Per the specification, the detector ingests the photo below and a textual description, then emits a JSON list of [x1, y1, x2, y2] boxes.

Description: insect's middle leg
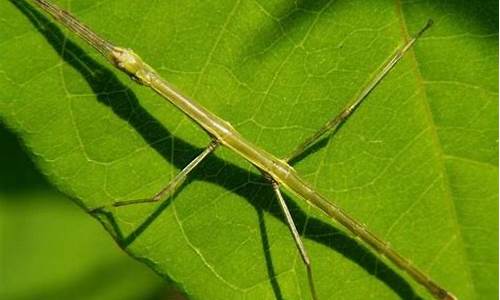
[[286, 20, 433, 163], [101, 139, 219, 209]]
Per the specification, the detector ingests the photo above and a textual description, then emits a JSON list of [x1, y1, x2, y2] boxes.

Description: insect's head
[[109, 47, 153, 85]]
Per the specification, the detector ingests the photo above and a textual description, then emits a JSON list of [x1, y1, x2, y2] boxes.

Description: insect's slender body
[[113, 47, 454, 300], [30, 1, 457, 299]]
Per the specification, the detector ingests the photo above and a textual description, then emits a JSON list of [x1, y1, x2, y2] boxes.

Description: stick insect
[[30, 0, 457, 299]]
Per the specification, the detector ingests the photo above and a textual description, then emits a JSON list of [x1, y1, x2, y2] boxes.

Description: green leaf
[[0, 192, 171, 300], [1, 1, 497, 299], [0, 124, 174, 300]]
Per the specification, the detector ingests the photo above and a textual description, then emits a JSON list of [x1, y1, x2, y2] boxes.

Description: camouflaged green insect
[[31, 1, 455, 299]]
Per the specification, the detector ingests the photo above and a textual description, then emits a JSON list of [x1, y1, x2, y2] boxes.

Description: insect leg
[[109, 140, 219, 208], [266, 176, 318, 300], [286, 20, 433, 163]]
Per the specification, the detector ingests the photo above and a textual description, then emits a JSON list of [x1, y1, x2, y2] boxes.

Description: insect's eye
[[130, 74, 140, 82]]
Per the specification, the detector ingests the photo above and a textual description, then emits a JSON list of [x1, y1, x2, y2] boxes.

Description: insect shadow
[[13, 1, 423, 299]]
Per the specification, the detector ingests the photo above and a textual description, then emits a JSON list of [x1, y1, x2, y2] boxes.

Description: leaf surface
[[0, 124, 171, 300], [1, 1, 497, 299]]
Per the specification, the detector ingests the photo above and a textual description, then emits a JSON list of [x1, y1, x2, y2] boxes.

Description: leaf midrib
[[395, 0, 478, 297]]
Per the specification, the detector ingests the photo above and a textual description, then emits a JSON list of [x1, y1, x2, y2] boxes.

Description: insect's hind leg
[[263, 173, 318, 300], [285, 20, 433, 163], [91, 140, 219, 211]]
